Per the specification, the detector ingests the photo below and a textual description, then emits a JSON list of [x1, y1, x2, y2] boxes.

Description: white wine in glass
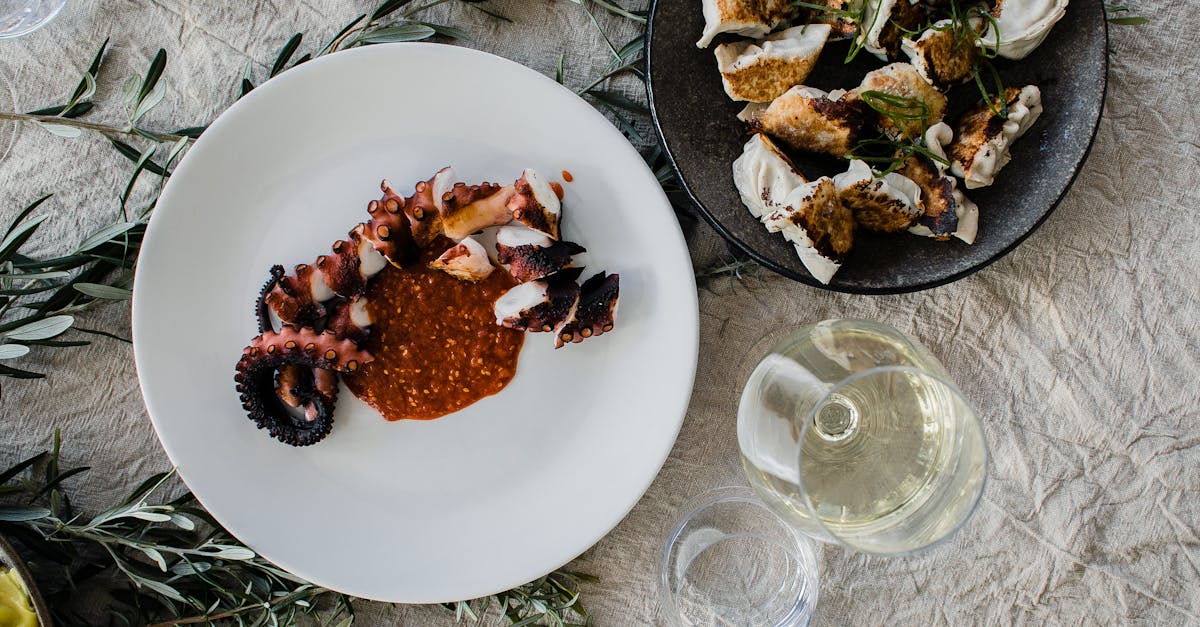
[[738, 319, 987, 555]]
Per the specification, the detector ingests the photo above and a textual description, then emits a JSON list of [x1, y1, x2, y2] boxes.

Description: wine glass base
[[660, 487, 819, 626], [0, 0, 67, 39]]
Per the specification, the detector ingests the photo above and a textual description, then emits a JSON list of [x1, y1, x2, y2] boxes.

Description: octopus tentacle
[[555, 272, 620, 348], [439, 182, 516, 240], [325, 297, 374, 344], [429, 236, 495, 282], [402, 168, 454, 246], [508, 169, 562, 240], [234, 327, 372, 446], [264, 227, 391, 326], [256, 265, 285, 333], [495, 267, 583, 332], [495, 225, 585, 282], [359, 185, 419, 266]]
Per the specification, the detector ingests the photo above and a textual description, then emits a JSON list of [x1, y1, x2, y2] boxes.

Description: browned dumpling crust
[[740, 87, 871, 158], [898, 154, 959, 239], [855, 63, 948, 140], [875, 0, 929, 60], [903, 22, 981, 89], [788, 178, 856, 261]]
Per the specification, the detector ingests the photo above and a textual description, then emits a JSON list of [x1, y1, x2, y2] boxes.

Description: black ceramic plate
[[647, 1, 1107, 293]]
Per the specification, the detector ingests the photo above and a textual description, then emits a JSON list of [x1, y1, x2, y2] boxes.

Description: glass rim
[[793, 364, 989, 557]]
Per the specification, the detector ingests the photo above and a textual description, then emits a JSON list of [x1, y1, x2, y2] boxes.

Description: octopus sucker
[[508, 169, 562, 240], [494, 225, 585, 283], [234, 327, 373, 446], [360, 184, 419, 266], [554, 272, 620, 349], [402, 168, 452, 246], [494, 267, 583, 332]]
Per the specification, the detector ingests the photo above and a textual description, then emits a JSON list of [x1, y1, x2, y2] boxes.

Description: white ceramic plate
[[133, 43, 698, 603]]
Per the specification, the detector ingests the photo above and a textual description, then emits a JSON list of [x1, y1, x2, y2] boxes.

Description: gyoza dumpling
[[738, 86, 870, 158], [855, 63, 947, 140], [733, 133, 808, 219], [857, 0, 928, 61], [798, 0, 860, 39], [902, 19, 981, 89], [761, 178, 855, 284], [980, 0, 1068, 60], [947, 85, 1043, 189], [697, 0, 798, 48], [715, 24, 832, 103], [900, 123, 979, 244], [832, 159, 922, 232]]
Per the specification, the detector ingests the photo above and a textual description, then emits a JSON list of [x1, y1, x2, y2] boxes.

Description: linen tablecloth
[[2, 0, 1197, 623]]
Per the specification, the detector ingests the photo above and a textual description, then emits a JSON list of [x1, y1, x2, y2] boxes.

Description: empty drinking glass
[[0, 0, 67, 39]]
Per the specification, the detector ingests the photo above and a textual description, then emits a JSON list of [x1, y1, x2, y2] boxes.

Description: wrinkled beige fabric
[[1, 0, 1197, 624]]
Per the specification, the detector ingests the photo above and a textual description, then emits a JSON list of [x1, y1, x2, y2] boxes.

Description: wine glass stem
[[812, 393, 859, 442]]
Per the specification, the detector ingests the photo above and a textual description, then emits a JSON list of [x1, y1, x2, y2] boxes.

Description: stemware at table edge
[[738, 319, 988, 555], [0, 0, 67, 39]]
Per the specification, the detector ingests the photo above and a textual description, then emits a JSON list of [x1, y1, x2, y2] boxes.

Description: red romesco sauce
[[561, 170, 574, 183], [344, 239, 524, 421]]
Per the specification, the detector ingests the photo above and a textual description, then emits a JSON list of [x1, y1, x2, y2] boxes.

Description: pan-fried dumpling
[[857, 0, 928, 61], [733, 133, 808, 219], [947, 85, 1043, 189], [855, 63, 947, 140], [738, 86, 870, 158], [901, 19, 981, 89], [761, 178, 855, 284], [980, 0, 1068, 60], [798, 0, 860, 39], [715, 24, 832, 103], [901, 123, 979, 244], [833, 159, 922, 232], [697, 0, 798, 48]]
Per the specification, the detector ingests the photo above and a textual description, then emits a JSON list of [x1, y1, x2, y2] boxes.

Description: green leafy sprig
[[1106, 4, 1148, 25], [1, 433, 592, 625]]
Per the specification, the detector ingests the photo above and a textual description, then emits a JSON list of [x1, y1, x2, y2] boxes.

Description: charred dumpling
[[762, 177, 854, 284], [739, 86, 870, 158], [715, 24, 831, 103], [901, 19, 981, 89], [798, 0, 860, 39], [900, 123, 979, 244], [947, 85, 1043, 189], [697, 0, 798, 48], [732, 133, 809, 219], [855, 63, 947, 140], [858, 0, 929, 61], [833, 159, 922, 233]]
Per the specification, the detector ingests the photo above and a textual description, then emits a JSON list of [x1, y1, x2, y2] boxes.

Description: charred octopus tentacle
[[237, 166, 620, 447], [233, 327, 372, 446]]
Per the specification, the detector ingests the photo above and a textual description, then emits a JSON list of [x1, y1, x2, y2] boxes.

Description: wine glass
[[659, 319, 986, 625], [0, 0, 67, 39], [737, 319, 987, 555]]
